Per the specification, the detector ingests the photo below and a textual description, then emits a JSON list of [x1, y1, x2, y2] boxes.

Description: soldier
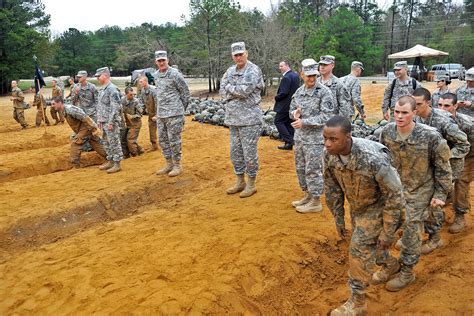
[[121, 86, 144, 157], [31, 87, 51, 127], [220, 42, 263, 197], [10, 80, 29, 129], [51, 96, 106, 168], [65, 77, 76, 101], [153, 50, 190, 177], [50, 78, 65, 125], [456, 67, 474, 117], [95, 67, 123, 174], [378, 96, 452, 291], [72, 70, 98, 119], [317, 55, 352, 118], [289, 58, 334, 213], [137, 75, 158, 151], [412, 87, 469, 254], [438, 93, 473, 233], [431, 73, 454, 108], [382, 61, 421, 121], [323, 116, 403, 316], [340, 61, 366, 119]]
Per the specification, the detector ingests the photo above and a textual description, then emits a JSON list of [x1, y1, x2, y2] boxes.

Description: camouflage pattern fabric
[[381, 78, 421, 119], [295, 143, 324, 197], [456, 84, 474, 117], [317, 74, 352, 118], [154, 67, 190, 118], [137, 85, 158, 145], [11, 87, 24, 109], [229, 125, 262, 178], [33, 94, 50, 126], [157, 115, 185, 162], [13, 108, 28, 128], [340, 74, 365, 116], [431, 87, 454, 108], [71, 82, 98, 119], [101, 122, 124, 162]]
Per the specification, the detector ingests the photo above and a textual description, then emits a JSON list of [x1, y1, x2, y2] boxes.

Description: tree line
[[0, 0, 472, 95]]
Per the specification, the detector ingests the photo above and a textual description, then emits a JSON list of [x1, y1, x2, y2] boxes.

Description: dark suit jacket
[[274, 70, 300, 113]]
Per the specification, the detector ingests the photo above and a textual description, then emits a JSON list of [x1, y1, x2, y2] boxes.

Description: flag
[[34, 59, 46, 94]]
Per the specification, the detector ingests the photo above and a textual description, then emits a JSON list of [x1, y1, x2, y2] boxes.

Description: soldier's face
[[436, 80, 446, 88], [11, 81, 17, 88], [97, 74, 108, 85], [394, 68, 407, 78], [78, 76, 86, 83], [51, 101, 62, 111], [394, 102, 415, 128], [323, 126, 351, 155], [155, 58, 168, 72], [139, 78, 147, 88], [232, 51, 248, 68], [318, 63, 333, 75], [413, 95, 431, 118], [52, 80, 57, 87], [126, 91, 134, 100], [467, 80, 474, 88], [438, 98, 456, 115], [303, 74, 316, 88]]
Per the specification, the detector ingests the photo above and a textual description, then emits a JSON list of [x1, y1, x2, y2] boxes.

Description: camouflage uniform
[[33, 93, 50, 127], [324, 137, 403, 297], [340, 74, 365, 117], [317, 74, 352, 118], [64, 103, 106, 167], [71, 82, 98, 120], [431, 87, 454, 108], [121, 95, 144, 156], [456, 84, 474, 117], [289, 83, 334, 197], [11, 87, 28, 128], [138, 85, 158, 147], [380, 123, 452, 268], [154, 67, 190, 163], [97, 82, 123, 162], [50, 86, 65, 123], [381, 78, 421, 120], [220, 60, 263, 177]]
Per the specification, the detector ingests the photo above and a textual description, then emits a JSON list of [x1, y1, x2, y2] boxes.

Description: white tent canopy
[[388, 44, 449, 59]]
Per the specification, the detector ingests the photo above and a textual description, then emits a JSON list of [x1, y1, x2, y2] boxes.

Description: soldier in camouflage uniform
[[32, 87, 51, 127], [10, 80, 29, 129], [138, 75, 158, 151], [289, 58, 334, 213], [317, 55, 352, 119], [323, 116, 403, 316], [51, 96, 106, 168], [431, 74, 454, 108], [438, 93, 473, 234], [72, 70, 98, 120], [412, 88, 469, 254], [379, 96, 452, 292], [153, 50, 190, 177], [382, 61, 421, 121], [65, 77, 76, 101], [121, 86, 144, 157], [340, 61, 366, 119], [95, 67, 123, 173], [220, 42, 263, 198], [456, 67, 474, 117], [50, 78, 65, 125]]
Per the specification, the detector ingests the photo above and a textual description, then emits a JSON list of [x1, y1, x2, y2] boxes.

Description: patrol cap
[[76, 70, 88, 77], [466, 67, 474, 81], [301, 58, 319, 76], [319, 55, 335, 65], [155, 50, 167, 61], [393, 61, 408, 70], [231, 42, 246, 55], [434, 73, 450, 82], [351, 61, 364, 70], [94, 67, 110, 77]]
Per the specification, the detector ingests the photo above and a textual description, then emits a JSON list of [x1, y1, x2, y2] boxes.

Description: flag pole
[[36, 78, 47, 134]]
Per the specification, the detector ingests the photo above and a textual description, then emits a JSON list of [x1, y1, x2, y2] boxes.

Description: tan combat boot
[[98, 160, 114, 170], [449, 213, 466, 234], [291, 191, 311, 208], [296, 196, 322, 213], [240, 176, 257, 198], [394, 238, 403, 250], [421, 233, 444, 255], [106, 161, 122, 174], [156, 159, 173, 175], [168, 163, 182, 177], [226, 174, 246, 194], [330, 293, 367, 316], [371, 257, 400, 285], [385, 264, 415, 292]]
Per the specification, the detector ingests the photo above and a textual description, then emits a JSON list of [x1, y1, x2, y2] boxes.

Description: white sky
[[43, 0, 277, 35]]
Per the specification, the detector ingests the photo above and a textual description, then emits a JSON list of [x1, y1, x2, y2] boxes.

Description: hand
[[107, 123, 113, 131], [336, 224, 349, 240], [361, 113, 367, 120], [430, 198, 445, 208], [293, 108, 301, 119], [377, 237, 393, 250], [383, 112, 390, 121], [151, 116, 157, 122], [464, 101, 472, 107], [291, 118, 303, 129], [75, 87, 80, 94], [125, 113, 133, 120]]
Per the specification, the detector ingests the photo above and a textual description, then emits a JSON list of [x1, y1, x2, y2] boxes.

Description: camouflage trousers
[[424, 206, 445, 236], [13, 108, 28, 128], [71, 128, 106, 167], [294, 143, 324, 197], [50, 107, 65, 123], [35, 108, 50, 126], [148, 116, 158, 145], [399, 203, 429, 267], [229, 124, 261, 178], [157, 115, 185, 162], [122, 126, 143, 157], [120, 128, 130, 158], [101, 122, 124, 162], [454, 156, 474, 215]]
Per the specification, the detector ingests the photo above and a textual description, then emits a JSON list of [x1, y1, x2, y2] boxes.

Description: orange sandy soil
[[0, 81, 473, 314]]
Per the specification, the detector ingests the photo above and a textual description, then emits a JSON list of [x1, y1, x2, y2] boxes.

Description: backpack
[[389, 78, 417, 101]]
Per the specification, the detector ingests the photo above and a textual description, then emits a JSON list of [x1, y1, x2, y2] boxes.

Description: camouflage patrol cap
[[319, 55, 335, 65], [301, 58, 319, 76], [351, 61, 364, 70], [393, 61, 408, 70], [76, 70, 88, 77], [94, 67, 110, 77], [466, 67, 474, 81], [155, 50, 167, 61], [434, 73, 450, 82], [231, 42, 246, 55]]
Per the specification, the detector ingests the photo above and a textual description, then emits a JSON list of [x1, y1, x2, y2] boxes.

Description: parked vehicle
[[430, 63, 463, 79]]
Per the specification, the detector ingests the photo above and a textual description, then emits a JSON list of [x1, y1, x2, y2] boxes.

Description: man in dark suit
[[274, 61, 300, 150]]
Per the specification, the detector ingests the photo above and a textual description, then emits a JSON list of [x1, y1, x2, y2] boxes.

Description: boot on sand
[[291, 191, 311, 208], [156, 159, 173, 175], [371, 257, 400, 285], [385, 264, 415, 292], [106, 161, 121, 174], [296, 196, 322, 213], [421, 233, 444, 255], [449, 213, 466, 234], [330, 293, 367, 316], [168, 163, 182, 177], [240, 176, 257, 198], [99, 160, 114, 170], [227, 174, 246, 194]]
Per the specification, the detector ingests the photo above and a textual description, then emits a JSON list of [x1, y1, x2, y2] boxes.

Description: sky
[[43, 0, 277, 35]]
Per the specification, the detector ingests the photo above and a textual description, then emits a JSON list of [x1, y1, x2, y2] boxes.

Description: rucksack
[[389, 78, 417, 102]]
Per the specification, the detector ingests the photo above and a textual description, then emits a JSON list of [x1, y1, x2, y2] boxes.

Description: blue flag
[[34, 60, 46, 94]]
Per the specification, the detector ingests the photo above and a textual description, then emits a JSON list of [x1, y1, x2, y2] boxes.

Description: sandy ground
[[0, 81, 473, 314]]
